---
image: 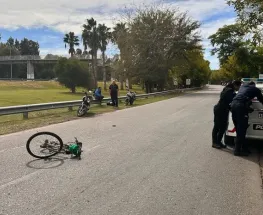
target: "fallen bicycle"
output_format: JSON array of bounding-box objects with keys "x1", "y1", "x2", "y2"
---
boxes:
[{"x1": 26, "y1": 131, "x2": 83, "y2": 160}]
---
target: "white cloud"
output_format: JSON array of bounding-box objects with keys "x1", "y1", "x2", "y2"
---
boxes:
[
  {"x1": 0, "y1": 0, "x2": 234, "y2": 32},
  {"x1": 0, "y1": 0, "x2": 238, "y2": 69}
]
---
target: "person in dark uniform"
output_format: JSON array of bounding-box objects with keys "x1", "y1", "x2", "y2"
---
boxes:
[
  {"x1": 231, "y1": 81, "x2": 263, "y2": 156},
  {"x1": 109, "y1": 80, "x2": 119, "y2": 107},
  {"x1": 212, "y1": 80, "x2": 242, "y2": 149}
]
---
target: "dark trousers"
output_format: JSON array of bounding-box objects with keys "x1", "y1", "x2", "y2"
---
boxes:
[
  {"x1": 95, "y1": 95, "x2": 104, "y2": 102},
  {"x1": 231, "y1": 102, "x2": 249, "y2": 152},
  {"x1": 111, "y1": 94, "x2": 118, "y2": 107},
  {"x1": 212, "y1": 105, "x2": 228, "y2": 145}
]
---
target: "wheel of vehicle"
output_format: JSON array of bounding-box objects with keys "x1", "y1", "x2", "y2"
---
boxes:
[
  {"x1": 224, "y1": 134, "x2": 235, "y2": 147},
  {"x1": 26, "y1": 131, "x2": 63, "y2": 159},
  {"x1": 77, "y1": 105, "x2": 87, "y2": 117}
]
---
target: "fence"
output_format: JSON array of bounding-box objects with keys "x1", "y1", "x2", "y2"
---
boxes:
[{"x1": 0, "y1": 87, "x2": 202, "y2": 119}]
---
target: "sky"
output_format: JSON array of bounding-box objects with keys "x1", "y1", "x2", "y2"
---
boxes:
[{"x1": 0, "y1": 0, "x2": 237, "y2": 70}]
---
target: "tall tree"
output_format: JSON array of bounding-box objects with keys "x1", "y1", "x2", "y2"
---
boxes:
[
  {"x1": 227, "y1": 0, "x2": 263, "y2": 30},
  {"x1": 14, "y1": 39, "x2": 20, "y2": 50},
  {"x1": 208, "y1": 23, "x2": 246, "y2": 65},
  {"x1": 82, "y1": 18, "x2": 100, "y2": 88},
  {"x1": 63, "y1": 32, "x2": 79, "y2": 58},
  {"x1": 6, "y1": 37, "x2": 14, "y2": 47},
  {"x1": 98, "y1": 23, "x2": 111, "y2": 90},
  {"x1": 19, "y1": 38, "x2": 40, "y2": 55},
  {"x1": 54, "y1": 58, "x2": 92, "y2": 93},
  {"x1": 127, "y1": 7, "x2": 202, "y2": 92},
  {"x1": 112, "y1": 22, "x2": 129, "y2": 90}
]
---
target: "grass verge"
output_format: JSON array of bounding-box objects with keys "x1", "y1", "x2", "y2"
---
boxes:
[
  {"x1": 0, "y1": 93, "x2": 182, "y2": 135},
  {"x1": 0, "y1": 80, "x2": 144, "y2": 107}
]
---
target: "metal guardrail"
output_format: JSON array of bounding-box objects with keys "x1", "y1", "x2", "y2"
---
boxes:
[{"x1": 0, "y1": 87, "x2": 202, "y2": 119}]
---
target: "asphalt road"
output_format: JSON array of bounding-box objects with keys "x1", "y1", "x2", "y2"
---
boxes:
[{"x1": 0, "y1": 85, "x2": 263, "y2": 215}]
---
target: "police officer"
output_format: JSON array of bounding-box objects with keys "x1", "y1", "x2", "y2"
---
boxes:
[
  {"x1": 231, "y1": 81, "x2": 263, "y2": 156},
  {"x1": 212, "y1": 80, "x2": 242, "y2": 149}
]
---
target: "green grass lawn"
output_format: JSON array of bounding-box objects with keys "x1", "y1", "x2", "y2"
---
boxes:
[
  {"x1": 0, "y1": 80, "x2": 201, "y2": 135},
  {"x1": 0, "y1": 93, "x2": 181, "y2": 135},
  {"x1": 0, "y1": 80, "x2": 145, "y2": 107},
  {"x1": 0, "y1": 80, "x2": 185, "y2": 135}
]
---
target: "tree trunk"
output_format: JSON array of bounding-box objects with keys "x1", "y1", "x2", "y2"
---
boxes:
[
  {"x1": 145, "y1": 81, "x2": 149, "y2": 93},
  {"x1": 120, "y1": 74, "x2": 124, "y2": 90},
  {"x1": 94, "y1": 50, "x2": 98, "y2": 88},
  {"x1": 129, "y1": 79, "x2": 132, "y2": 89},
  {"x1": 102, "y1": 51, "x2": 106, "y2": 90},
  {"x1": 91, "y1": 54, "x2": 96, "y2": 88},
  {"x1": 127, "y1": 75, "x2": 132, "y2": 89},
  {"x1": 141, "y1": 79, "x2": 145, "y2": 90}
]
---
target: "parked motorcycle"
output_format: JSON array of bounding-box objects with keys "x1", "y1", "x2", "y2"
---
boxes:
[
  {"x1": 77, "y1": 92, "x2": 91, "y2": 117},
  {"x1": 125, "y1": 90, "x2": 136, "y2": 105}
]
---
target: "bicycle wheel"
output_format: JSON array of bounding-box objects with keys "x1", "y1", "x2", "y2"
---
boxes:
[{"x1": 26, "y1": 131, "x2": 63, "y2": 159}]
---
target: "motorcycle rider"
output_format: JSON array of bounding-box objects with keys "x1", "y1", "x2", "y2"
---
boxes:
[
  {"x1": 212, "y1": 80, "x2": 242, "y2": 149},
  {"x1": 94, "y1": 87, "x2": 104, "y2": 102},
  {"x1": 231, "y1": 81, "x2": 263, "y2": 156}
]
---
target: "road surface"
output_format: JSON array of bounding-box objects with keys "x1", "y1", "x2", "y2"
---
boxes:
[{"x1": 0, "y1": 85, "x2": 262, "y2": 215}]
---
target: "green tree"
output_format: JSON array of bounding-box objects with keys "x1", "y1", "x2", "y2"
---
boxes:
[
  {"x1": 54, "y1": 58, "x2": 92, "y2": 93},
  {"x1": 6, "y1": 37, "x2": 14, "y2": 46},
  {"x1": 227, "y1": 0, "x2": 263, "y2": 30},
  {"x1": 112, "y1": 22, "x2": 129, "y2": 90},
  {"x1": 19, "y1": 38, "x2": 40, "y2": 55},
  {"x1": 0, "y1": 43, "x2": 20, "y2": 56},
  {"x1": 63, "y1": 32, "x2": 79, "y2": 58},
  {"x1": 82, "y1": 18, "x2": 100, "y2": 87},
  {"x1": 208, "y1": 23, "x2": 246, "y2": 65},
  {"x1": 219, "y1": 54, "x2": 250, "y2": 79},
  {"x1": 170, "y1": 50, "x2": 211, "y2": 87},
  {"x1": 98, "y1": 23, "x2": 111, "y2": 90},
  {"x1": 127, "y1": 6, "x2": 202, "y2": 92}
]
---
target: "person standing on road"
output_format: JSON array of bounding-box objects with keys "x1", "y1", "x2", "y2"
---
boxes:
[
  {"x1": 231, "y1": 81, "x2": 263, "y2": 156},
  {"x1": 212, "y1": 80, "x2": 242, "y2": 149},
  {"x1": 109, "y1": 80, "x2": 119, "y2": 107}
]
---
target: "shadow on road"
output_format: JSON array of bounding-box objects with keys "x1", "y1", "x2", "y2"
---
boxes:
[
  {"x1": 82, "y1": 112, "x2": 96, "y2": 118},
  {"x1": 219, "y1": 140, "x2": 262, "y2": 165},
  {"x1": 26, "y1": 157, "x2": 67, "y2": 170},
  {"x1": 26, "y1": 153, "x2": 83, "y2": 169}
]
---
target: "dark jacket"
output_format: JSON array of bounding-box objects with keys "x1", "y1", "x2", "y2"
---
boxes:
[
  {"x1": 216, "y1": 86, "x2": 236, "y2": 112},
  {"x1": 232, "y1": 83, "x2": 263, "y2": 104},
  {"x1": 109, "y1": 84, "x2": 118, "y2": 96}
]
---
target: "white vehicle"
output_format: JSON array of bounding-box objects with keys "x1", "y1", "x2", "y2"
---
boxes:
[{"x1": 224, "y1": 78, "x2": 263, "y2": 146}]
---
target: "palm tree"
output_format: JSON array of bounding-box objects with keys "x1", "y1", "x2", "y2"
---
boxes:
[
  {"x1": 112, "y1": 22, "x2": 129, "y2": 90},
  {"x1": 98, "y1": 23, "x2": 111, "y2": 90},
  {"x1": 63, "y1": 32, "x2": 79, "y2": 58},
  {"x1": 82, "y1": 18, "x2": 100, "y2": 88}
]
